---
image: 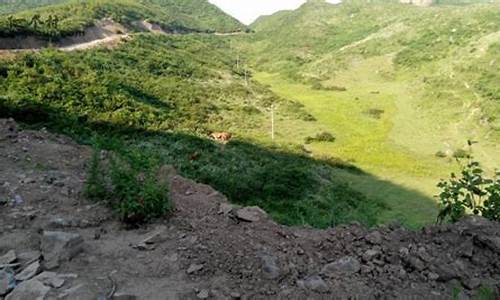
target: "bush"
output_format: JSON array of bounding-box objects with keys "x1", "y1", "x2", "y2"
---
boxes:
[
  {"x1": 452, "y1": 148, "x2": 470, "y2": 159},
  {"x1": 305, "y1": 131, "x2": 336, "y2": 144},
  {"x1": 437, "y1": 143, "x2": 500, "y2": 223},
  {"x1": 435, "y1": 150, "x2": 447, "y2": 158},
  {"x1": 365, "y1": 108, "x2": 385, "y2": 119},
  {"x1": 85, "y1": 147, "x2": 171, "y2": 224}
]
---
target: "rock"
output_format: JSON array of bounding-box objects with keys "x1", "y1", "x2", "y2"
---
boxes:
[
  {"x1": 365, "y1": 231, "x2": 383, "y2": 245},
  {"x1": 112, "y1": 293, "x2": 138, "y2": 300},
  {"x1": 427, "y1": 272, "x2": 439, "y2": 281},
  {"x1": 457, "y1": 239, "x2": 474, "y2": 258},
  {"x1": 461, "y1": 277, "x2": 481, "y2": 290},
  {"x1": 17, "y1": 251, "x2": 41, "y2": 265},
  {"x1": 15, "y1": 261, "x2": 41, "y2": 281},
  {"x1": 142, "y1": 226, "x2": 167, "y2": 245},
  {"x1": 196, "y1": 289, "x2": 209, "y2": 299},
  {"x1": 0, "y1": 270, "x2": 16, "y2": 295},
  {"x1": 230, "y1": 292, "x2": 241, "y2": 299},
  {"x1": 404, "y1": 257, "x2": 425, "y2": 271},
  {"x1": 218, "y1": 203, "x2": 233, "y2": 215},
  {"x1": 321, "y1": 256, "x2": 361, "y2": 277},
  {"x1": 433, "y1": 261, "x2": 462, "y2": 282},
  {"x1": 187, "y1": 264, "x2": 204, "y2": 274},
  {"x1": 34, "y1": 272, "x2": 65, "y2": 288},
  {"x1": 416, "y1": 247, "x2": 432, "y2": 263},
  {"x1": 57, "y1": 283, "x2": 95, "y2": 300},
  {"x1": 5, "y1": 279, "x2": 50, "y2": 300},
  {"x1": 41, "y1": 231, "x2": 84, "y2": 270},
  {"x1": 0, "y1": 251, "x2": 16, "y2": 265},
  {"x1": 362, "y1": 249, "x2": 381, "y2": 262},
  {"x1": 131, "y1": 243, "x2": 155, "y2": 251},
  {"x1": 260, "y1": 254, "x2": 281, "y2": 279},
  {"x1": 47, "y1": 218, "x2": 71, "y2": 229},
  {"x1": 476, "y1": 236, "x2": 500, "y2": 255},
  {"x1": 298, "y1": 275, "x2": 329, "y2": 293},
  {"x1": 235, "y1": 207, "x2": 266, "y2": 222}
]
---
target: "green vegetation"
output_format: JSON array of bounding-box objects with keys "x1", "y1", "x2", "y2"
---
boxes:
[
  {"x1": 305, "y1": 131, "x2": 336, "y2": 144},
  {"x1": 0, "y1": 0, "x2": 246, "y2": 38},
  {"x1": 0, "y1": 33, "x2": 389, "y2": 228},
  {"x1": 232, "y1": 0, "x2": 500, "y2": 226},
  {"x1": 437, "y1": 143, "x2": 500, "y2": 223},
  {"x1": 0, "y1": 0, "x2": 69, "y2": 14},
  {"x1": 86, "y1": 142, "x2": 172, "y2": 224},
  {"x1": 1, "y1": 0, "x2": 498, "y2": 228}
]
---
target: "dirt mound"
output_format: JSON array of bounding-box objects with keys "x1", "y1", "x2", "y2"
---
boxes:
[
  {"x1": 133, "y1": 20, "x2": 167, "y2": 35},
  {"x1": 0, "y1": 19, "x2": 128, "y2": 51},
  {"x1": 0, "y1": 118, "x2": 499, "y2": 299}
]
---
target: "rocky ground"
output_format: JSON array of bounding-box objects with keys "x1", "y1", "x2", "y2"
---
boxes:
[{"x1": 0, "y1": 118, "x2": 499, "y2": 300}]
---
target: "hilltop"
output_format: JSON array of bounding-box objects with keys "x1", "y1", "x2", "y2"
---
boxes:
[{"x1": 0, "y1": 0, "x2": 247, "y2": 39}]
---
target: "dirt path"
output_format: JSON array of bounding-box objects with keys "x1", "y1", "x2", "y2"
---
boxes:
[
  {"x1": 0, "y1": 118, "x2": 499, "y2": 299},
  {"x1": 0, "y1": 19, "x2": 247, "y2": 53},
  {"x1": 59, "y1": 34, "x2": 130, "y2": 51},
  {"x1": 0, "y1": 19, "x2": 130, "y2": 52}
]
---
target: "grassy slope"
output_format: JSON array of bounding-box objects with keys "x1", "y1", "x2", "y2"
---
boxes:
[
  {"x1": 0, "y1": 33, "x2": 400, "y2": 228},
  {"x1": 0, "y1": 0, "x2": 247, "y2": 37},
  {"x1": 236, "y1": 0, "x2": 500, "y2": 226}
]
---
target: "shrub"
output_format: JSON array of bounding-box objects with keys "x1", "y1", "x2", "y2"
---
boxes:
[
  {"x1": 435, "y1": 151, "x2": 447, "y2": 158},
  {"x1": 365, "y1": 108, "x2": 385, "y2": 119},
  {"x1": 437, "y1": 143, "x2": 500, "y2": 223},
  {"x1": 305, "y1": 131, "x2": 336, "y2": 144},
  {"x1": 452, "y1": 148, "x2": 469, "y2": 159},
  {"x1": 85, "y1": 147, "x2": 171, "y2": 224}
]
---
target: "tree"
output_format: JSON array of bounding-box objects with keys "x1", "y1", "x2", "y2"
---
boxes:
[
  {"x1": 30, "y1": 14, "x2": 41, "y2": 31},
  {"x1": 7, "y1": 15, "x2": 14, "y2": 30}
]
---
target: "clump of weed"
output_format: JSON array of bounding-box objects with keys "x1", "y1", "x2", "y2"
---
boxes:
[
  {"x1": 85, "y1": 146, "x2": 171, "y2": 224},
  {"x1": 305, "y1": 131, "x2": 336, "y2": 144},
  {"x1": 435, "y1": 150, "x2": 447, "y2": 158},
  {"x1": 365, "y1": 108, "x2": 385, "y2": 119},
  {"x1": 452, "y1": 148, "x2": 470, "y2": 159}
]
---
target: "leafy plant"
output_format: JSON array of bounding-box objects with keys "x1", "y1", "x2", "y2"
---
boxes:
[
  {"x1": 85, "y1": 146, "x2": 171, "y2": 224},
  {"x1": 305, "y1": 131, "x2": 336, "y2": 144},
  {"x1": 437, "y1": 142, "x2": 500, "y2": 223}
]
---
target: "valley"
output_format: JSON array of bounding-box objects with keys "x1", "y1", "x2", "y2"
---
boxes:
[
  {"x1": 0, "y1": 0, "x2": 500, "y2": 298},
  {"x1": 0, "y1": 0, "x2": 498, "y2": 229}
]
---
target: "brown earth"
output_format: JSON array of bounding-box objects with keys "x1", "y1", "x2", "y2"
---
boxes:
[
  {"x1": 0, "y1": 19, "x2": 128, "y2": 51},
  {"x1": 0, "y1": 118, "x2": 499, "y2": 300}
]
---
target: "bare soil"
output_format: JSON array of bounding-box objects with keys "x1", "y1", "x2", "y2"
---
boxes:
[
  {"x1": 0, "y1": 19, "x2": 128, "y2": 51},
  {"x1": 0, "y1": 118, "x2": 499, "y2": 300}
]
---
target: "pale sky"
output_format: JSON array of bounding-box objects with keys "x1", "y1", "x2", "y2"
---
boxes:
[{"x1": 209, "y1": 0, "x2": 341, "y2": 25}]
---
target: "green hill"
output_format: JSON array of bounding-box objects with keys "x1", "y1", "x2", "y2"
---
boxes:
[
  {"x1": 245, "y1": 0, "x2": 500, "y2": 144},
  {"x1": 0, "y1": 0, "x2": 247, "y2": 38},
  {"x1": 234, "y1": 0, "x2": 500, "y2": 226},
  {"x1": 1, "y1": 0, "x2": 498, "y2": 229},
  {"x1": 0, "y1": 32, "x2": 393, "y2": 228}
]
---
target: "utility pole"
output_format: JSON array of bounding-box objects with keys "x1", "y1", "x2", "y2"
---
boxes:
[
  {"x1": 271, "y1": 104, "x2": 275, "y2": 141},
  {"x1": 236, "y1": 53, "x2": 240, "y2": 70}
]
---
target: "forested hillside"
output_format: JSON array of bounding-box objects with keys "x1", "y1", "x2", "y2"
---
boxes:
[
  {"x1": 0, "y1": 32, "x2": 388, "y2": 228},
  {"x1": 0, "y1": 0, "x2": 247, "y2": 38}
]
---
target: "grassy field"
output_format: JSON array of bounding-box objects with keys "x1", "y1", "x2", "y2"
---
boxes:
[
  {"x1": 253, "y1": 71, "x2": 444, "y2": 227},
  {"x1": 252, "y1": 52, "x2": 500, "y2": 227},
  {"x1": 237, "y1": 0, "x2": 500, "y2": 228}
]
